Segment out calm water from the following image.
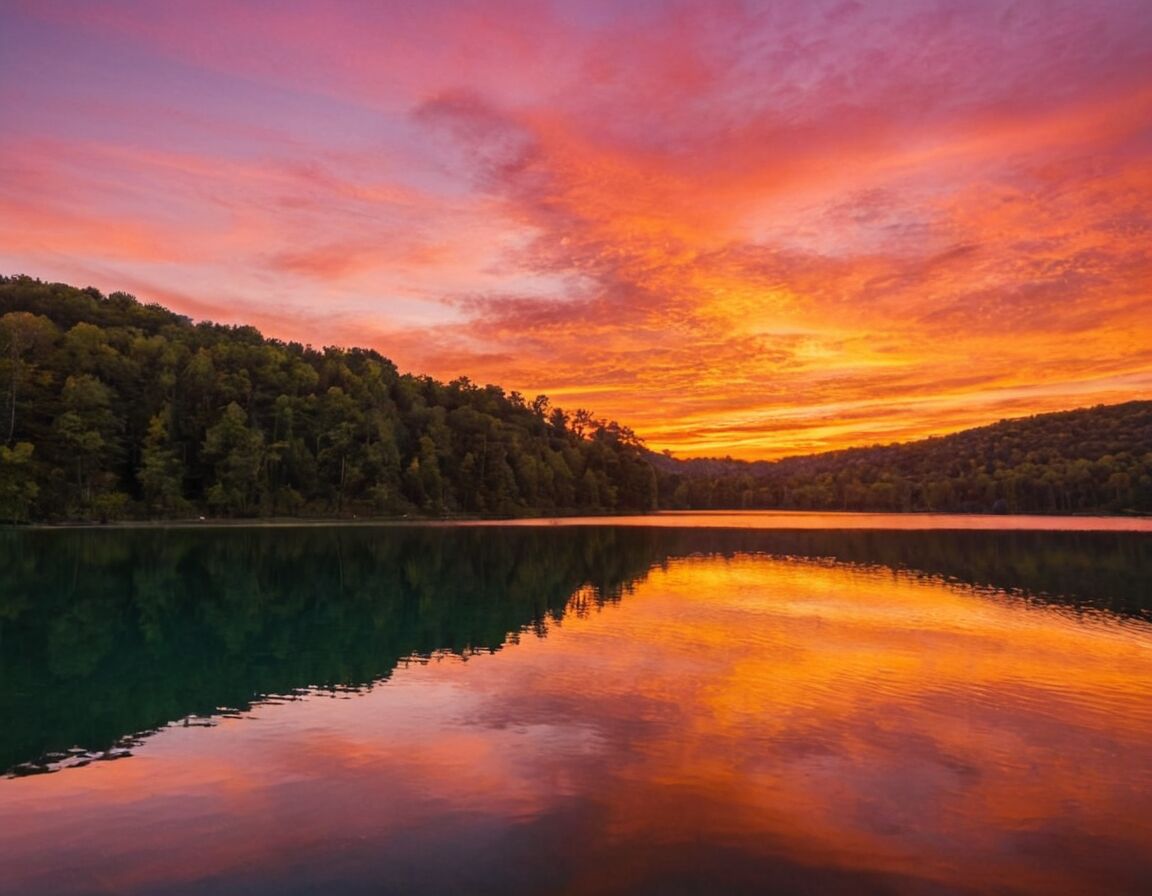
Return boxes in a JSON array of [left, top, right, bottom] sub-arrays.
[[2, 515, 1151, 895]]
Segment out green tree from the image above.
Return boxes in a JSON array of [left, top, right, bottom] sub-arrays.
[[139, 407, 187, 516], [0, 441, 38, 522], [316, 387, 363, 513], [0, 311, 58, 444], [53, 374, 122, 514], [202, 402, 264, 516]]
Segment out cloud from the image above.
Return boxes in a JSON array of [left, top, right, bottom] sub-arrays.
[[2, 0, 1150, 456]]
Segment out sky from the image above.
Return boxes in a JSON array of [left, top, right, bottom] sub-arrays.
[[1, 0, 1149, 459]]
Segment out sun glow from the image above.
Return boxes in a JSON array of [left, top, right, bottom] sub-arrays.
[[1, 0, 1149, 457]]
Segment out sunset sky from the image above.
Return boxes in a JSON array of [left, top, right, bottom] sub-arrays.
[[1, 0, 1149, 458]]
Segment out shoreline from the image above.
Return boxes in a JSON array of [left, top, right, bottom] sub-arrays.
[[12, 508, 1152, 533]]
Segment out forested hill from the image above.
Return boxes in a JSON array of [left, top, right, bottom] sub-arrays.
[[2, 275, 1148, 522], [0, 276, 656, 522], [652, 401, 1152, 514]]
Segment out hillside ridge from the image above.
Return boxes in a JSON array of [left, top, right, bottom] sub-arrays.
[[3, 275, 1148, 519], [651, 401, 1151, 514]]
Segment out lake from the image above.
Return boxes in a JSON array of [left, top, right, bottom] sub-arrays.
[[2, 513, 1151, 895]]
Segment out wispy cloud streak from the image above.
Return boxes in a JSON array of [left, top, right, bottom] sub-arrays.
[[1, 0, 1149, 456]]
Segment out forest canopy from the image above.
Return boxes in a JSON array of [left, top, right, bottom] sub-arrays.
[[1, 275, 1148, 522], [0, 276, 656, 521], [650, 402, 1152, 515]]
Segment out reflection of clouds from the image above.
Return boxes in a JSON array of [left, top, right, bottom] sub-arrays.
[[1, 554, 1151, 893], [452, 557, 1152, 890]]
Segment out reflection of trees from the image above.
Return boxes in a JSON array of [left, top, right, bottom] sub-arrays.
[[0, 525, 1148, 774], [0, 526, 661, 773], [654, 528, 1152, 619]]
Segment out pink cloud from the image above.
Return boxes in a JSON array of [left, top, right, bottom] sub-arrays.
[[2, 0, 1150, 456]]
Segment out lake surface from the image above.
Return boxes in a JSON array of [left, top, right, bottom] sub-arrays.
[[2, 514, 1151, 895]]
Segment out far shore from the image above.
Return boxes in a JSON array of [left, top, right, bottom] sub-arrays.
[[12, 509, 1152, 533]]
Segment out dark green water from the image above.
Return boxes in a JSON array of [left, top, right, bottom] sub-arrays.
[[2, 518, 1151, 894]]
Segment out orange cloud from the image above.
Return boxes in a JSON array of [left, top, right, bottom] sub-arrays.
[[2, 0, 1150, 457]]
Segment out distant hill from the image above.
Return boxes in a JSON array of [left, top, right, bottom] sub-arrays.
[[651, 402, 1152, 514]]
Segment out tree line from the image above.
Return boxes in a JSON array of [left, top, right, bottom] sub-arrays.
[[3, 274, 1148, 522], [0, 276, 656, 522], [652, 401, 1152, 514]]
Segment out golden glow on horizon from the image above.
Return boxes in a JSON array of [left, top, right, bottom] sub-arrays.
[[1, 1, 1150, 457]]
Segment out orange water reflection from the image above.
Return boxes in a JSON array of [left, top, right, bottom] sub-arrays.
[[2, 555, 1151, 895]]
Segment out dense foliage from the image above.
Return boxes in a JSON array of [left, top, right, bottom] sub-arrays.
[[0, 276, 656, 521], [653, 401, 1152, 514], [2, 274, 1147, 521]]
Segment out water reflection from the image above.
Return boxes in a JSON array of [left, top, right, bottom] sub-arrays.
[[1, 533, 1150, 895], [1, 524, 1150, 777], [654, 526, 1152, 618], [0, 526, 655, 774]]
